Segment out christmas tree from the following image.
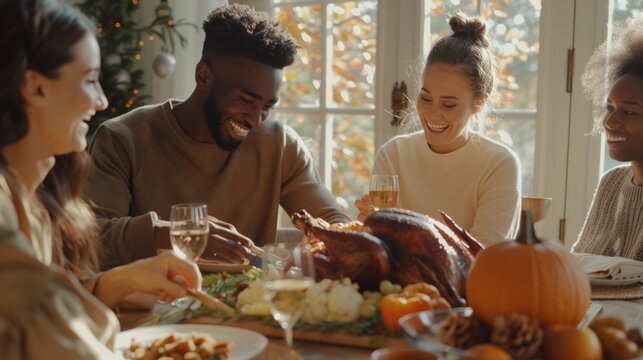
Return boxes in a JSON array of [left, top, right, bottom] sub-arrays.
[[76, 0, 196, 135]]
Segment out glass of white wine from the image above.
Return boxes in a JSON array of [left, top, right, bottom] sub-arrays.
[[262, 243, 315, 351], [169, 203, 208, 306], [170, 203, 209, 261], [369, 174, 399, 209]]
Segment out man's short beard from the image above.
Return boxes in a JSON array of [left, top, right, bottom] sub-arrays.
[[203, 88, 239, 151]]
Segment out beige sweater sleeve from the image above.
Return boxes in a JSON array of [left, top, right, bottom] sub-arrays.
[[0, 189, 119, 359]]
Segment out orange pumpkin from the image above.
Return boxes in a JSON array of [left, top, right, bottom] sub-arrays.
[[466, 211, 590, 328]]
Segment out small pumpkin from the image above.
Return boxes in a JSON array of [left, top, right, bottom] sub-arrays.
[[466, 211, 590, 328]]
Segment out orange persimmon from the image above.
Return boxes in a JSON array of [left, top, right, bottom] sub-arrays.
[[381, 292, 433, 332]]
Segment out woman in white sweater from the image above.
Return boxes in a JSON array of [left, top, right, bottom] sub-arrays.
[[572, 15, 643, 261], [356, 14, 521, 247]]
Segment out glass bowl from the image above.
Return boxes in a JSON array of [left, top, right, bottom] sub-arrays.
[[371, 345, 440, 360], [399, 307, 473, 360]]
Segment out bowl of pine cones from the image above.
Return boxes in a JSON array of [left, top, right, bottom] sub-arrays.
[[399, 307, 546, 360]]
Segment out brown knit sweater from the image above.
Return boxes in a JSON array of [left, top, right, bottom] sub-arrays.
[[88, 100, 349, 268]]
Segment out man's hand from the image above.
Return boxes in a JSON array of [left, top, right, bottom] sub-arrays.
[[154, 214, 255, 263], [200, 216, 254, 263]]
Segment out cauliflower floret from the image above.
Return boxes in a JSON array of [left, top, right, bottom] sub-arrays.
[[300, 279, 333, 323], [300, 278, 363, 324], [240, 302, 271, 316], [326, 279, 364, 322], [236, 277, 364, 325], [236, 282, 266, 309]]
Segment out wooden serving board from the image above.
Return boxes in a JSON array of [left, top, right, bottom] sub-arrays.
[[186, 317, 407, 349]]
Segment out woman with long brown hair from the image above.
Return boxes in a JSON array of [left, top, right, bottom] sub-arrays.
[[0, 0, 201, 357]]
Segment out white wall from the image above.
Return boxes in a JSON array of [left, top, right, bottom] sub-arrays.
[[137, 0, 227, 103]]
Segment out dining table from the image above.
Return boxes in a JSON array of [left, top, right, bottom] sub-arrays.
[[117, 296, 643, 360], [117, 305, 373, 359]]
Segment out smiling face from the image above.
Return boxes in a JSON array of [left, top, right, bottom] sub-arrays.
[[603, 73, 643, 163], [202, 56, 282, 150], [33, 33, 107, 154], [417, 63, 482, 154]]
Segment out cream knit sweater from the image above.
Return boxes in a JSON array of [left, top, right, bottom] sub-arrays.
[[373, 131, 521, 246], [573, 165, 643, 261]]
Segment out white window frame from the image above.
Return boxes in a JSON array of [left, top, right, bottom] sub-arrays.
[[261, 0, 425, 188]]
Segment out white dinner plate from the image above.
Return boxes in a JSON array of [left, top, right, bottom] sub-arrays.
[[589, 275, 643, 287], [115, 324, 267, 360]]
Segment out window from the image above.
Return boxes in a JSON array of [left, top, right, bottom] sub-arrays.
[[269, 0, 379, 221]]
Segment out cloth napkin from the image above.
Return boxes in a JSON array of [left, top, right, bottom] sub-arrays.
[[572, 253, 643, 280]]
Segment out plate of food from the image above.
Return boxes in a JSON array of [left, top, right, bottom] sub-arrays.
[[589, 275, 643, 287], [116, 324, 268, 360]]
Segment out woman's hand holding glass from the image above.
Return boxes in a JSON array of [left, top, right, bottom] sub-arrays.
[[369, 174, 399, 208], [262, 243, 315, 350], [355, 174, 399, 222]]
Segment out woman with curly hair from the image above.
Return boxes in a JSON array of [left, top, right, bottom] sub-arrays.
[[356, 13, 521, 247], [572, 14, 643, 261]]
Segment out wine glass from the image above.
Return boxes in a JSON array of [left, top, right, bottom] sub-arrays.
[[369, 174, 399, 208], [262, 243, 315, 351], [169, 203, 209, 306]]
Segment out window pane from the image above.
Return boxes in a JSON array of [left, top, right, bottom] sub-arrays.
[[328, 1, 377, 109], [484, 0, 541, 110], [272, 112, 323, 166], [423, 0, 541, 110], [275, 5, 322, 107], [612, 0, 643, 21], [424, 0, 478, 49], [485, 116, 536, 195], [331, 114, 375, 218]]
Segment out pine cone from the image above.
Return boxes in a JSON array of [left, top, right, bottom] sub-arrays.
[[491, 313, 543, 360], [438, 312, 490, 349]]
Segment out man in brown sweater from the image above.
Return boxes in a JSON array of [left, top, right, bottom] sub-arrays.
[[88, 4, 350, 268]]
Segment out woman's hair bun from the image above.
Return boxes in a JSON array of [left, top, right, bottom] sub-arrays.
[[449, 13, 490, 47]]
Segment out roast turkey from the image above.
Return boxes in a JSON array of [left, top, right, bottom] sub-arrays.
[[291, 208, 484, 307]]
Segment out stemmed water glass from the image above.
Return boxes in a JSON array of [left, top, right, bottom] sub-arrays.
[[169, 203, 209, 306], [369, 174, 399, 208], [262, 243, 315, 351]]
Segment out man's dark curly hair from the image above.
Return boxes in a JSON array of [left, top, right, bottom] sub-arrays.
[[202, 4, 297, 69], [581, 14, 643, 134]]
